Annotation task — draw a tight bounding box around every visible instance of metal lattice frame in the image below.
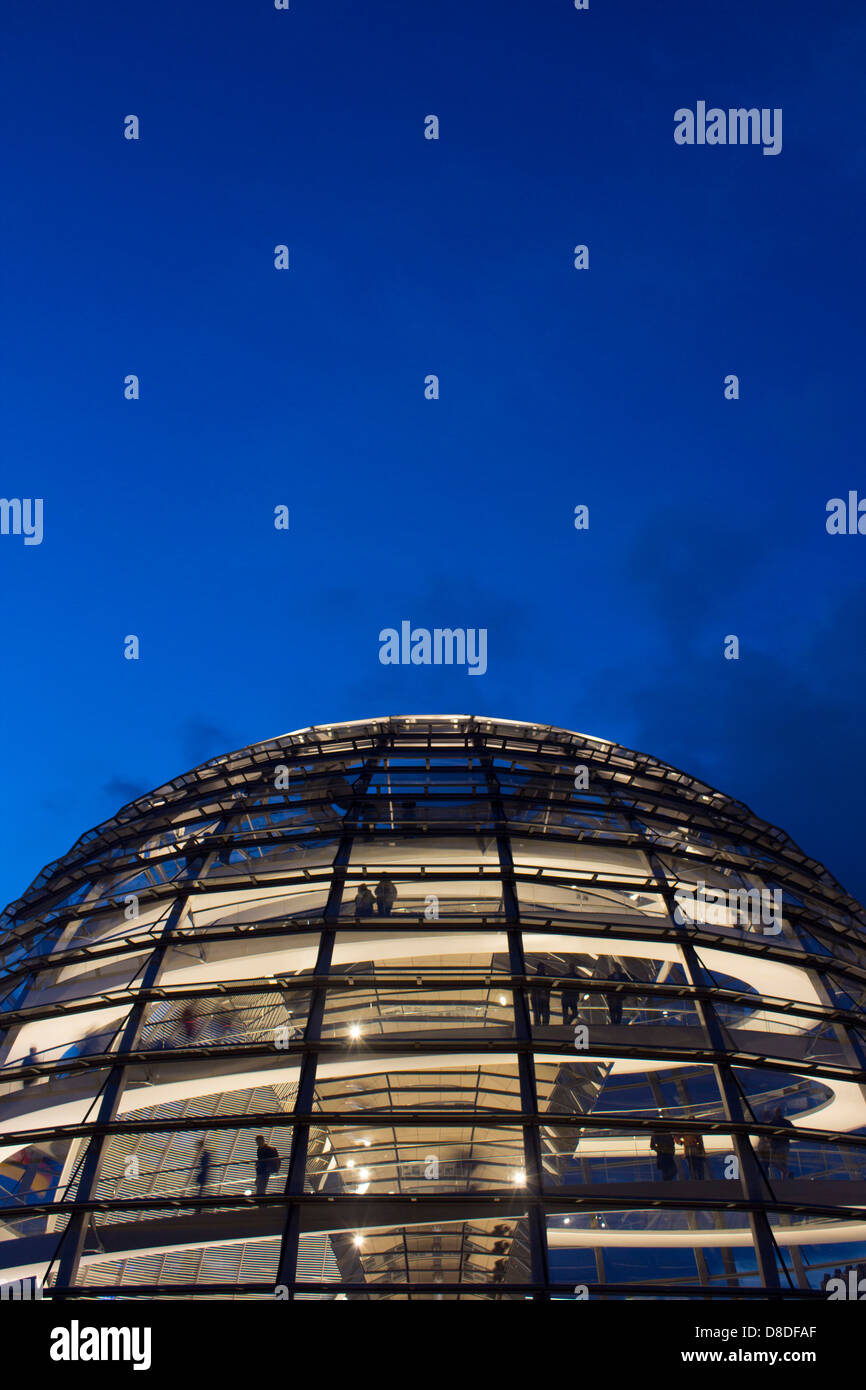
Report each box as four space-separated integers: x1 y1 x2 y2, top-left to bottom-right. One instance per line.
1 714 865 1300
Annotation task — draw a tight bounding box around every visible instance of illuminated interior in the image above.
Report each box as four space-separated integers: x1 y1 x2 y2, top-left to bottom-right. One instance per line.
1 714 864 1299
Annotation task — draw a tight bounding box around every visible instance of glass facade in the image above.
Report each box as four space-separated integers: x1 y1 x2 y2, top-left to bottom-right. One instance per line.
1 713 865 1300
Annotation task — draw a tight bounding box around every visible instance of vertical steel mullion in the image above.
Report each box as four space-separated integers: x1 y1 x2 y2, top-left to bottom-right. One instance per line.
50 887 194 1293
673 1073 713 1292
49 806 236 1295
636 830 786 1294
274 754 379 1297
479 744 549 1300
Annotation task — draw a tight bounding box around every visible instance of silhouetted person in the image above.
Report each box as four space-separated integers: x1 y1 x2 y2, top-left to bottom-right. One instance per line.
560 963 582 1025
213 1010 234 1042
675 1131 706 1180
180 1004 200 1043
254 1135 280 1197
375 875 397 916
193 1140 212 1197
22 1047 39 1085
650 1129 678 1180
355 885 375 918
606 967 629 1026
529 966 550 1027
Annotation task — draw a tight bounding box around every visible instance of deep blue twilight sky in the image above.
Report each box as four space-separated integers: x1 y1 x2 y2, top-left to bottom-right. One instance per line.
1 0 864 911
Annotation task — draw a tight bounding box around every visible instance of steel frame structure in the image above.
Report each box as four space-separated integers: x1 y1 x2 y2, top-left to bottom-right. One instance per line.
1 713 865 1300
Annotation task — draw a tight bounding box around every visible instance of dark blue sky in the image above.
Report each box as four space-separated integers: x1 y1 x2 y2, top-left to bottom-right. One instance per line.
2 0 864 910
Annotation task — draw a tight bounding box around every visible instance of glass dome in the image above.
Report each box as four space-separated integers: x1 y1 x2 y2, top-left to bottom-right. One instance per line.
1 714 864 1299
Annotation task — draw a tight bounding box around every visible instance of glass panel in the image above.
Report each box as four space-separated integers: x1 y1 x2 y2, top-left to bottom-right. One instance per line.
541 1127 736 1187
304 1124 526 1194
328 1218 533 1289
314 1060 524 1114
321 982 514 1040
139 987 310 1051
